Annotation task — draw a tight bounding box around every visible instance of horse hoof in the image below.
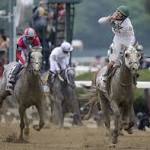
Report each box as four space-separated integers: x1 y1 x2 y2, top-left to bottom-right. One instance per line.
33 125 40 131
125 128 133 134
24 128 30 136
16 138 29 143
119 130 124 136
72 121 83 127
112 136 118 145
109 143 116 148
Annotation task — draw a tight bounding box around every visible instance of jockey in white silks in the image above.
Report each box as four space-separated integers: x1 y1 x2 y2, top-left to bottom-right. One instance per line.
98 5 136 90
48 41 73 90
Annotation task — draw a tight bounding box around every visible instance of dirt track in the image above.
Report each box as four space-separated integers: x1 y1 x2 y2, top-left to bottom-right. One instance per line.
0 121 150 150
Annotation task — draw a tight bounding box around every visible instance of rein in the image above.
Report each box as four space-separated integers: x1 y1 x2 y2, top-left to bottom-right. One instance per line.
120 82 132 87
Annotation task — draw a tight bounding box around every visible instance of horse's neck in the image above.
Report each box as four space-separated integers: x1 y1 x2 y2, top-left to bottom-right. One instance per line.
24 68 41 85
119 62 132 85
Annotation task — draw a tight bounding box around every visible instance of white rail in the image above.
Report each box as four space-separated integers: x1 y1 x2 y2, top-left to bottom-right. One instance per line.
75 81 150 89
43 81 150 93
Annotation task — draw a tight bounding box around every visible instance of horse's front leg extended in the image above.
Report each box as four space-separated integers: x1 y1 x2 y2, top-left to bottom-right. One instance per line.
124 103 135 134
110 100 120 145
33 103 45 131
19 105 26 140
99 91 110 132
24 112 30 136
69 90 82 125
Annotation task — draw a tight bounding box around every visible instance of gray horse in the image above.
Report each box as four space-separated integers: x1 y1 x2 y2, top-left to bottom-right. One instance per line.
0 47 45 141
96 45 141 146
48 67 82 127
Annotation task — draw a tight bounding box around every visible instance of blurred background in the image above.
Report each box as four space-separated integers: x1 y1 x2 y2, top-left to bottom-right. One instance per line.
0 0 150 60
0 0 149 127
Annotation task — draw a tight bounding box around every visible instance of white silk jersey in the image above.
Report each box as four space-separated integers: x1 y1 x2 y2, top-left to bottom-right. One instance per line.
49 47 70 73
98 16 135 62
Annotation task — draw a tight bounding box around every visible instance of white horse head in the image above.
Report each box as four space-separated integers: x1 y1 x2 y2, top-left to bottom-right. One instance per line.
124 45 141 73
29 47 43 73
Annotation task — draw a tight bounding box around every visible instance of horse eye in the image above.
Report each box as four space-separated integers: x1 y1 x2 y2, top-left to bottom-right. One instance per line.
137 53 141 59
125 53 130 58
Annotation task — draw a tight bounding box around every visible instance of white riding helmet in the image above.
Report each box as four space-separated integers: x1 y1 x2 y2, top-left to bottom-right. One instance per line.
61 41 73 52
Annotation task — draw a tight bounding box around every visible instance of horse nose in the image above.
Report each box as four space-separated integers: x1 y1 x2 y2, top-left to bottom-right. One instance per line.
132 67 136 71
132 63 139 71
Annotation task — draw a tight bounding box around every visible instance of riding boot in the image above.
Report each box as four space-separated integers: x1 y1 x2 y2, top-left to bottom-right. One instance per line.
102 63 114 93
9 63 22 86
48 71 55 93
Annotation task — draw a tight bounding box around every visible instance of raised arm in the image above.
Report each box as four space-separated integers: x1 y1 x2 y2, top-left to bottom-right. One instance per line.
98 16 111 24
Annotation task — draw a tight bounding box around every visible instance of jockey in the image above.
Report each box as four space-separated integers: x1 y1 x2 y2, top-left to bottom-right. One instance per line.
98 5 136 87
48 41 73 90
8 27 41 92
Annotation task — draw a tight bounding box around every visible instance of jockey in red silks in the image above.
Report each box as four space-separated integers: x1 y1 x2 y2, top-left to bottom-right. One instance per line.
8 27 41 93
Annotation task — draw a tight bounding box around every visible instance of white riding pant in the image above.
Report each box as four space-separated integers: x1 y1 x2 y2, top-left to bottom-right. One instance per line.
50 59 67 74
109 35 135 63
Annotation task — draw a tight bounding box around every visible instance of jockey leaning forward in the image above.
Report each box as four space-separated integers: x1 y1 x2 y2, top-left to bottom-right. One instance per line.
98 5 136 89
48 41 73 91
8 27 41 93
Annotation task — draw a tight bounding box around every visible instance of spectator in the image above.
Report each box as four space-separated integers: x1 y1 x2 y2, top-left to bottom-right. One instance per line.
32 0 50 71
32 0 48 44
0 34 9 64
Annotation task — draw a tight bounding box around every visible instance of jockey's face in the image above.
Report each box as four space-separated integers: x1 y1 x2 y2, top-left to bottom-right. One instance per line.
26 36 34 44
63 50 69 54
114 11 125 20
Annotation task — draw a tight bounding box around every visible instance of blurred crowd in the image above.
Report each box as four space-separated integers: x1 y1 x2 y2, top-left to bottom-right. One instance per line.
30 0 66 70
0 29 9 76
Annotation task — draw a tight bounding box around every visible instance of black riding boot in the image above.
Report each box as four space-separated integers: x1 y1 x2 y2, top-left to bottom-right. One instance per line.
9 63 22 85
48 71 55 93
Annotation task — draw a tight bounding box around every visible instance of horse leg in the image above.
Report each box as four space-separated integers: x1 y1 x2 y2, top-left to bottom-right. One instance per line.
24 112 30 136
124 104 135 134
110 100 120 145
98 91 110 134
70 91 82 126
19 105 26 141
33 103 45 131
53 96 64 128
0 91 11 108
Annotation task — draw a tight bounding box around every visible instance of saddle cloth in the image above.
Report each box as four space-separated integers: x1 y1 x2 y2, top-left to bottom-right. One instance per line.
96 65 118 93
5 63 18 91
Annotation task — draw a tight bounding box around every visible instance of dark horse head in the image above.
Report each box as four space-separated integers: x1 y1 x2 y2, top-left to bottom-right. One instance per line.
58 67 76 88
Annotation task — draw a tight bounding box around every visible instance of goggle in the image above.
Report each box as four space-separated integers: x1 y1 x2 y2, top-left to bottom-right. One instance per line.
26 36 34 41
63 50 69 54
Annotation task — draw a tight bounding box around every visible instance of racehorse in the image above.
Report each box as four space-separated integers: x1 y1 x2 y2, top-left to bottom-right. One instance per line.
48 67 82 128
96 45 141 146
0 47 45 141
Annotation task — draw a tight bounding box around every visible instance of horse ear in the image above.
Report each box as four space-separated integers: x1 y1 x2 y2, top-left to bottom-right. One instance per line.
134 42 139 50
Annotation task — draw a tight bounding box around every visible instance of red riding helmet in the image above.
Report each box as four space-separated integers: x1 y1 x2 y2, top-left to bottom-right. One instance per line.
24 27 36 40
